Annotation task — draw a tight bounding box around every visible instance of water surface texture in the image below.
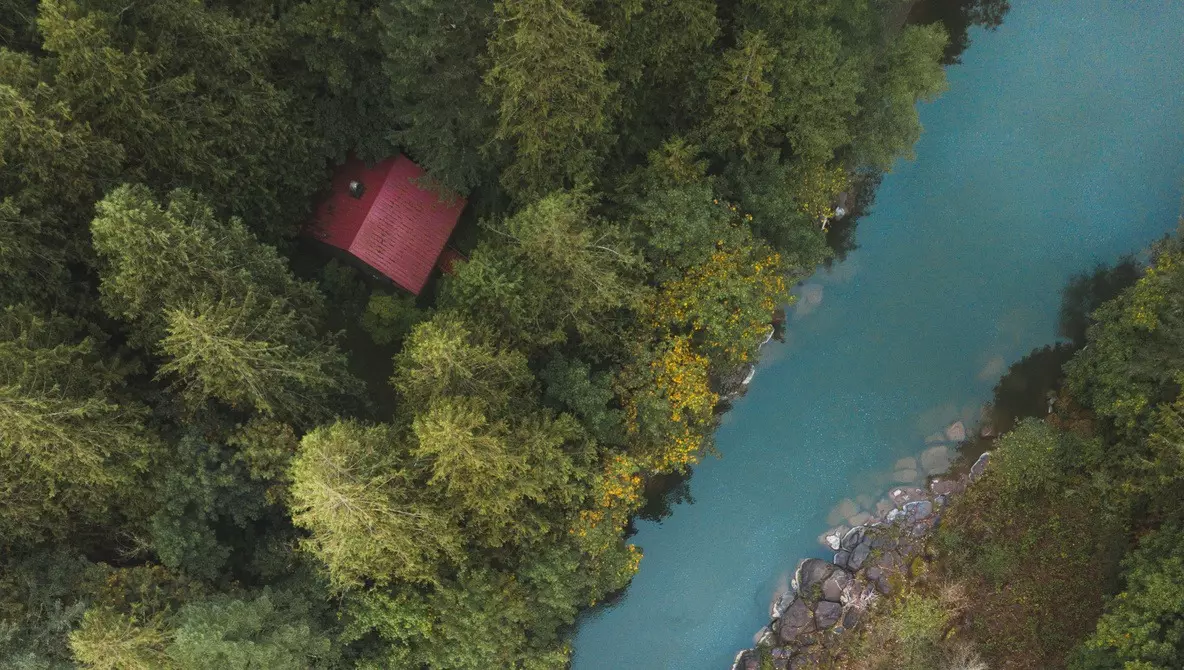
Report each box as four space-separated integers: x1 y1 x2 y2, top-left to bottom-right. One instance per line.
571 2 1184 668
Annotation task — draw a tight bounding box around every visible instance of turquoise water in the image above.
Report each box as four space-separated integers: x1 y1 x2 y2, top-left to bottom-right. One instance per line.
571 3 1184 668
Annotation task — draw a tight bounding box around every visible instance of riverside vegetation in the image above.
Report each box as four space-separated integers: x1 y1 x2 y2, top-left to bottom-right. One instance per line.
0 0 973 667
765 232 1184 670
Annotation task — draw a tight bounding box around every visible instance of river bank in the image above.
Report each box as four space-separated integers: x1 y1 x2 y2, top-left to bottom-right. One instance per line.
570 5 1184 667
730 423 992 670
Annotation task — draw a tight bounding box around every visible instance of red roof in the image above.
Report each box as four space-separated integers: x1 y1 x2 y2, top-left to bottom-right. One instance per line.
309 155 465 295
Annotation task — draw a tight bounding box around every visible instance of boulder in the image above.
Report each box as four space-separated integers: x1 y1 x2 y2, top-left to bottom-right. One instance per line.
893 456 918 471
905 500 934 521
970 451 991 481
855 494 875 510
893 468 920 483
842 608 862 630
771 590 796 618
754 625 775 646
796 559 834 598
833 550 851 568
875 498 896 517
815 601 843 629
920 445 952 474
840 527 865 551
848 541 872 570
945 420 967 442
820 528 844 551
821 569 851 602
778 599 815 643
925 432 946 444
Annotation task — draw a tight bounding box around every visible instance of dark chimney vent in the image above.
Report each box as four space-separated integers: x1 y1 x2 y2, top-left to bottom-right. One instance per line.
348 180 365 199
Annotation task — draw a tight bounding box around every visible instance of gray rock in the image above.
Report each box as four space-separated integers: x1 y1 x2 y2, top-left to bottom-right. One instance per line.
777 599 815 643
821 568 851 602
905 500 934 520
946 420 967 442
842 608 862 629
833 550 851 568
815 601 842 629
864 566 882 581
848 541 872 570
970 451 991 481
771 589 796 618
840 527 865 551
796 559 834 598
920 445 952 474
875 498 896 516
819 525 850 550
754 625 775 647
893 456 918 471
875 573 893 594
893 468 920 483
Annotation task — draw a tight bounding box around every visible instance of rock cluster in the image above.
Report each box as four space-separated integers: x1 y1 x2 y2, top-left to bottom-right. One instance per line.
731 442 991 670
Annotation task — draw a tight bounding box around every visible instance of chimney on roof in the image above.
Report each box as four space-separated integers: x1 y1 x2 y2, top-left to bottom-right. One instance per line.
348 180 365 199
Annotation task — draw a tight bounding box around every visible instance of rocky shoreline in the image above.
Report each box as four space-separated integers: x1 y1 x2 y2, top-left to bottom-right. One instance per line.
730 424 992 670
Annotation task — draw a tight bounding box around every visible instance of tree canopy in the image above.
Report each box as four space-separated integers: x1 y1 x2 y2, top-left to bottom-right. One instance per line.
0 0 966 666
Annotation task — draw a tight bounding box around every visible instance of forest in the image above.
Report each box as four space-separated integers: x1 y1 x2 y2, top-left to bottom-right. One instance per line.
0 0 983 667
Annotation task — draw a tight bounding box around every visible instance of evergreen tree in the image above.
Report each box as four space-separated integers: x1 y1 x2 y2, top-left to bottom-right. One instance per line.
484 0 617 198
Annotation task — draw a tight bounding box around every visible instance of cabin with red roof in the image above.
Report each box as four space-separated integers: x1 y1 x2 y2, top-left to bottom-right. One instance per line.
307 155 466 295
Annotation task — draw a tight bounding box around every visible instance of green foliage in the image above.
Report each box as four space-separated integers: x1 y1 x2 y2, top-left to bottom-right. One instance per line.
148 430 268 581
890 593 950 670
1067 244 1184 440
1073 526 1184 670
360 292 425 346
168 592 336 670
289 420 462 587
91 184 324 345
442 191 642 351
0 551 94 670
91 185 358 421
484 0 617 197
159 296 355 422
0 305 157 544
377 0 496 193
851 23 949 170
32 0 326 240
701 31 778 158
540 355 627 446
0 0 958 664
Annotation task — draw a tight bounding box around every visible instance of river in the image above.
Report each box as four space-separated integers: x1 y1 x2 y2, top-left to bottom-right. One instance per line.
570 2 1184 668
